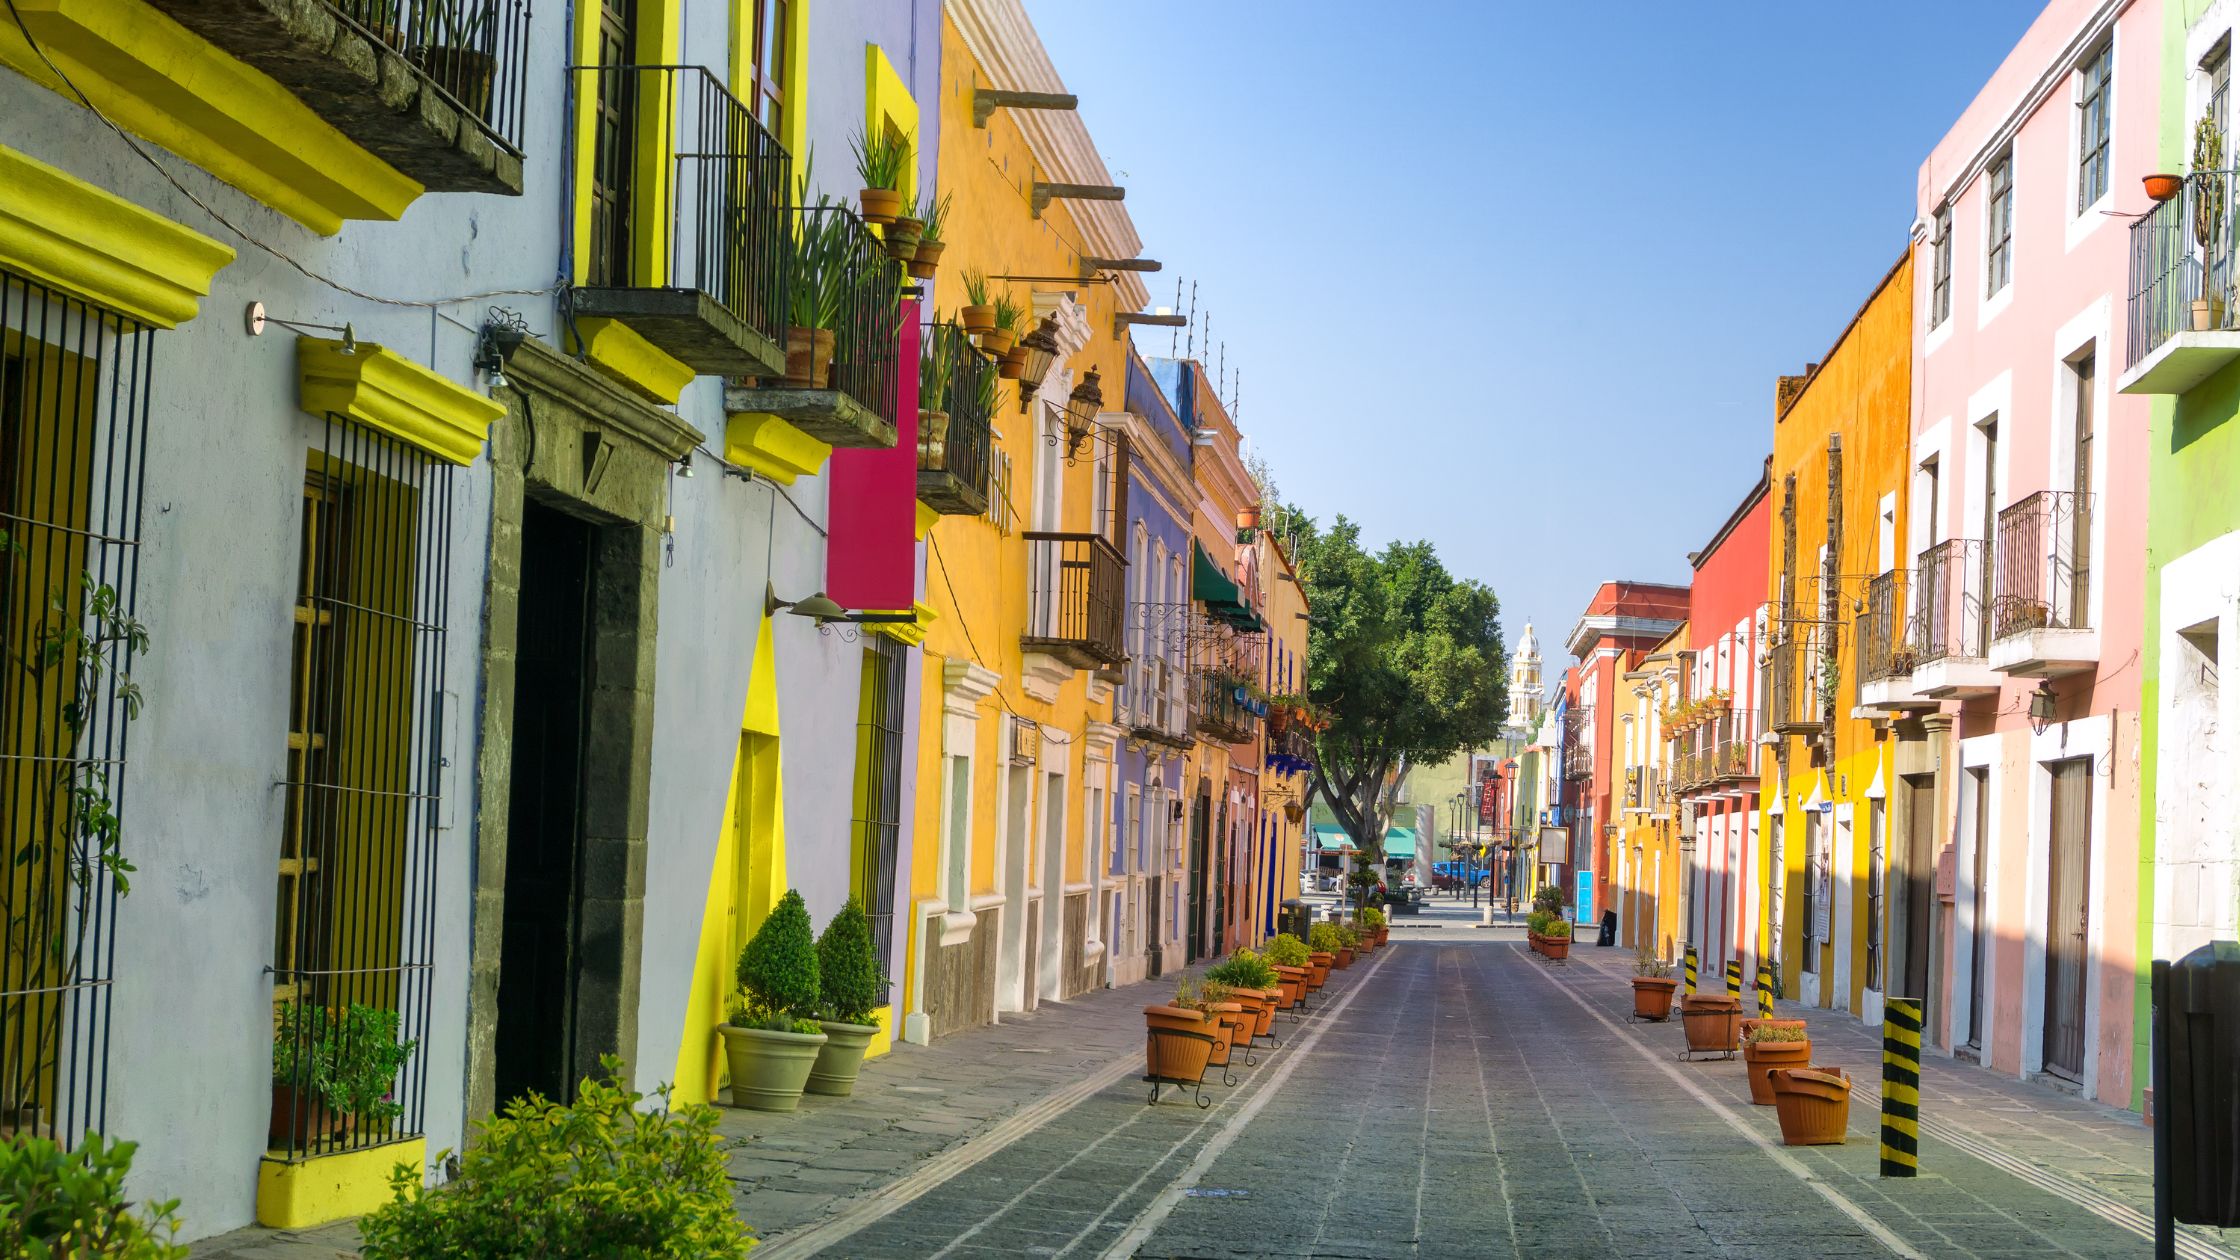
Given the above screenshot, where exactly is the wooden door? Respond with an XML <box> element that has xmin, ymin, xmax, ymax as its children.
<box><xmin>1902</xmin><ymin>776</ymin><xmax>1936</xmax><ymax>1010</ymax></box>
<box><xmin>1967</xmin><ymin>768</ymin><xmax>1990</xmax><ymax>1050</ymax></box>
<box><xmin>587</xmin><ymin>0</ymin><xmax>638</xmax><ymax>287</ymax></box>
<box><xmin>2043</xmin><ymin>759</ymin><xmax>2093</xmax><ymax>1080</ymax></box>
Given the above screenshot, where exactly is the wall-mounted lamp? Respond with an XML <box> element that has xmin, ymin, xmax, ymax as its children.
<box><xmin>1015</xmin><ymin>316</ymin><xmax>1061</xmax><ymax>411</ymax></box>
<box><xmin>2029</xmin><ymin>682</ymin><xmax>2058</xmax><ymax>735</ymax></box>
<box><xmin>475</xmin><ymin>308</ymin><xmax>531</xmax><ymax>388</ymax></box>
<box><xmin>1062</xmin><ymin>368</ymin><xmax>1103</xmax><ymax>461</ymax></box>
<box><xmin>766</xmin><ymin>585</ymin><xmax>917</xmax><ymax>628</ymax></box>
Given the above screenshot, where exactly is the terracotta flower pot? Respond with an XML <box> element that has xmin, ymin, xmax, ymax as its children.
<box><xmin>1228</xmin><ymin>988</ymin><xmax>1276</xmax><ymax>1037</ymax></box>
<box><xmin>1680</xmin><ymin>994</ymin><xmax>1742</xmax><ymax>1055</ymax></box>
<box><xmin>961</xmin><ymin>303</ymin><xmax>996</xmax><ymax>334</ymax></box>
<box><xmin>2145</xmin><ymin>172</ymin><xmax>2185</xmax><ymax>202</ymax></box>
<box><xmin>1744</xmin><ymin>1038</ymin><xmax>1813</xmax><ymax>1106</ymax></box>
<box><xmin>1272</xmin><ymin>965</ymin><xmax>1308</xmax><ymax>1007</ymax></box>
<box><xmin>720</xmin><ymin>1023</ymin><xmax>830</xmax><ymax>1112</ymax></box>
<box><xmin>1144</xmin><ymin>1005</ymin><xmax>1216</xmax><ymax>1083</ymax></box>
<box><xmin>859</xmin><ymin>187</ymin><xmax>901</xmax><ymax>224</ymax></box>
<box><xmin>998</xmin><ymin>346</ymin><xmax>1027</xmax><ymax>380</ymax></box>
<box><xmin>1377</xmin><ymin>926</ymin><xmax>1389</xmax><ymax>946</ymax></box>
<box><xmin>980</xmin><ymin>326</ymin><xmax>1017</xmax><ymax>356</ymax></box>
<box><xmin>883</xmin><ymin>216</ymin><xmax>923</xmax><ymax>259</ymax></box>
<box><xmin>914</xmin><ymin>239</ymin><xmax>947</xmax><ymax>270</ymax></box>
<box><xmin>269</xmin><ymin>1082</ymin><xmax>352</xmax><ymax>1148</ymax></box>
<box><xmin>1307</xmin><ymin>953</ymin><xmax>1332</xmax><ymax>988</ymax></box>
<box><xmin>782</xmin><ymin>326</ymin><xmax>835</xmax><ymax>389</ymax></box>
<box><xmin>1334</xmin><ymin>947</ymin><xmax>1353</xmax><ymax>969</ymax></box>
<box><xmin>917</xmin><ymin>409</ymin><xmax>951</xmax><ymax>470</ymax></box>
<box><xmin>1631</xmin><ymin>976</ymin><xmax>1678</xmax><ymax>1021</ymax></box>
<box><xmin>1206</xmin><ymin>1003</ymin><xmax>1247</xmax><ymax>1065</ymax></box>
<box><xmin>806</xmin><ymin>1019</ymin><xmax>880</xmax><ymax>1097</ymax></box>
<box><xmin>1771</xmin><ymin>1066</ymin><xmax>1852</xmax><ymax>1145</ymax></box>
<box><xmin>1542</xmin><ymin>935</ymin><xmax>1570</xmax><ymax>962</ymax></box>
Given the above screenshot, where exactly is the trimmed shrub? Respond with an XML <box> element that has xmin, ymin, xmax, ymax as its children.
<box><xmin>815</xmin><ymin>898</ymin><xmax>889</xmax><ymax>1025</ymax></box>
<box><xmin>358</xmin><ymin>1058</ymin><xmax>753</xmax><ymax>1259</ymax></box>
<box><xmin>737</xmin><ymin>889</ymin><xmax>819</xmax><ymax>1030</ymax></box>
<box><xmin>1357</xmin><ymin>905</ymin><xmax>1387</xmax><ymax>930</ymax></box>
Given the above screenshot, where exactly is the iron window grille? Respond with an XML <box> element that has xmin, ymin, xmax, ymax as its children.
<box><xmin>851</xmin><ymin>636</ymin><xmax>905</xmax><ymax>967</ymax></box>
<box><xmin>2076</xmin><ymin>44</ymin><xmax>2112</xmax><ymax>212</ymax></box>
<box><xmin>0</xmin><ymin>269</ymin><xmax>154</xmax><ymax>1144</ymax></box>
<box><xmin>330</xmin><ymin>0</ymin><xmax>533</xmax><ymax>155</ymax></box>
<box><xmin>1993</xmin><ymin>490</ymin><xmax>2093</xmax><ymax>639</ymax></box>
<box><xmin>1986</xmin><ymin>155</ymin><xmax>2014</xmax><ymax>296</ymax></box>
<box><xmin>269</xmin><ymin>412</ymin><xmax>454</xmax><ymax>1162</ymax></box>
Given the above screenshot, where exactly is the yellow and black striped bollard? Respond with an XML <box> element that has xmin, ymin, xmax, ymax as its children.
<box><xmin>1755</xmin><ymin>963</ymin><xmax>1775</xmax><ymax>1019</ymax></box>
<box><xmin>1880</xmin><ymin>998</ymin><xmax>1922</xmax><ymax>1178</ymax></box>
<box><xmin>1724</xmin><ymin>959</ymin><xmax>1743</xmax><ymax>998</ymax></box>
<box><xmin>1683</xmin><ymin>946</ymin><xmax>1698</xmax><ymax>994</ymax></box>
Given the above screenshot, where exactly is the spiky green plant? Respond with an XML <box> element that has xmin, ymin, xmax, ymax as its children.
<box><xmin>920</xmin><ymin>320</ymin><xmax>958</xmax><ymax>409</ymax></box>
<box><xmin>991</xmin><ymin>293</ymin><xmax>1023</xmax><ymax>332</ymax></box>
<box><xmin>851</xmin><ymin>124</ymin><xmax>909</xmax><ymax>192</ymax></box>
<box><xmin>962</xmin><ymin>267</ymin><xmax>991</xmax><ymax>307</ymax></box>
<box><xmin>916</xmin><ymin>190</ymin><xmax>951</xmax><ymax>244</ymax></box>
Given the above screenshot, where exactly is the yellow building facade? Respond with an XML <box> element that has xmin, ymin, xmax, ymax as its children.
<box><xmin>1616</xmin><ymin>627</ymin><xmax>1686</xmax><ymax>960</ymax></box>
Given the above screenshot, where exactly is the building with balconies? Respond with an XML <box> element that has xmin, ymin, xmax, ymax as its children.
<box><xmin>1908</xmin><ymin>0</ymin><xmax>2154</xmax><ymax>1109</ymax></box>
<box><xmin>1618</xmin><ymin>627</ymin><xmax>1686</xmax><ymax>961</ymax></box>
<box><xmin>1562</xmin><ymin>579</ymin><xmax>1688</xmax><ymax>926</ymax></box>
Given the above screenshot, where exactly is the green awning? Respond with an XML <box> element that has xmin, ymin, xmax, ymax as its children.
<box><xmin>1310</xmin><ymin>825</ymin><xmax>1355</xmax><ymax>853</ymax></box>
<box><xmin>1383</xmin><ymin>828</ymin><xmax>1418</xmax><ymax>861</ymax></box>
<box><xmin>1193</xmin><ymin>542</ymin><xmax>1264</xmax><ymax>631</ymax></box>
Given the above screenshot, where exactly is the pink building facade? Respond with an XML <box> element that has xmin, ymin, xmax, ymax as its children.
<box><xmin>1906</xmin><ymin>0</ymin><xmax>2159</xmax><ymax>1106</ymax></box>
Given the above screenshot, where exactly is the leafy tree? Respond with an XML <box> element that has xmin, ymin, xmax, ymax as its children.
<box><xmin>1273</xmin><ymin>508</ymin><xmax>1506</xmax><ymax>863</ymax></box>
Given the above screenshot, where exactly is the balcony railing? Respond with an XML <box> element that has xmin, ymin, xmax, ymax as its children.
<box><xmin>571</xmin><ymin>64</ymin><xmax>791</xmax><ymax>378</ymax></box>
<box><xmin>917</xmin><ymin>323</ymin><xmax>993</xmax><ymax>515</ymax></box>
<box><xmin>2127</xmin><ymin>163</ymin><xmax>2240</xmax><ymax>370</ymax></box>
<box><xmin>726</xmin><ymin>206</ymin><xmax>905</xmax><ymax>446</ymax></box>
<box><xmin>1857</xmin><ymin>569</ymin><xmax>1914</xmax><ymax>683</ymax></box>
<box><xmin>1993</xmin><ymin>491</ymin><xmax>2093</xmax><ymax>639</ymax></box>
<box><xmin>1023</xmin><ymin>532</ymin><xmax>1125</xmax><ymax>668</ymax></box>
<box><xmin>1192</xmin><ymin>671</ymin><xmax>1259</xmax><ymax>745</ymax></box>
<box><xmin>150</xmin><ymin>0</ymin><xmax>529</xmax><ymax>192</ymax></box>
<box><xmin>1561</xmin><ymin>706</ymin><xmax>1594</xmax><ymax>781</ymax></box>
<box><xmin>1914</xmin><ymin>538</ymin><xmax>1991</xmax><ymax>665</ymax></box>
<box><xmin>1130</xmin><ymin>656</ymin><xmax>1191</xmax><ymax>748</ymax></box>
<box><xmin>1761</xmin><ymin>636</ymin><xmax>1820</xmax><ymax>736</ymax></box>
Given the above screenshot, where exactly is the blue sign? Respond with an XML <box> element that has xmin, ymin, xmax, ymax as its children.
<box><xmin>1575</xmin><ymin>871</ymin><xmax>1595</xmax><ymax>927</ymax></box>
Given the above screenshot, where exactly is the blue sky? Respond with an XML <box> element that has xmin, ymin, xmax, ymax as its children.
<box><xmin>1024</xmin><ymin>1</ymin><xmax>2045</xmax><ymax>660</ymax></box>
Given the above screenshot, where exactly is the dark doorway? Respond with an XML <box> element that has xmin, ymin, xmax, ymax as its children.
<box><xmin>2044</xmin><ymin>758</ymin><xmax>2093</xmax><ymax>1081</ymax></box>
<box><xmin>1186</xmin><ymin>790</ymin><xmax>1209</xmax><ymax>963</ymax></box>
<box><xmin>1967</xmin><ymin>767</ymin><xmax>1991</xmax><ymax>1052</ymax></box>
<box><xmin>1900</xmin><ymin>775</ymin><xmax>1937</xmax><ymax>1015</ymax></box>
<box><xmin>1148</xmin><ymin>875</ymin><xmax>1163</xmax><ymax>976</ymax></box>
<box><xmin>494</xmin><ymin>499</ymin><xmax>597</xmax><ymax>1105</ymax></box>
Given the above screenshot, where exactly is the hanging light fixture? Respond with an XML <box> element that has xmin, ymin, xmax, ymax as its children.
<box><xmin>2029</xmin><ymin>681</ymin><xmax>2058</xmax><ymax>734</ymax></box>
<box><xmin>1014</xmin><ymin>315</ymin><xmax>1061</xmax><ymax>411</ymax></box>
<box><xmin>1062</xmin><ymin>367</ymin><xmax>1103</xmax><ymax>460</ymax></box>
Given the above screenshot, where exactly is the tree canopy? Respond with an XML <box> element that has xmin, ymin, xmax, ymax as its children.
<box><xmin>1272</xmin><ymin>506</ymin><xmax>1508</xmax><ymax>862</ymax></box>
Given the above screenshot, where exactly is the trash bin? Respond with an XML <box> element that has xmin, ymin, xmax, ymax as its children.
<box><xmin>2160</xmin><ymin>940</ymin><xmax>2240</xmax><ymax>1226</ymax></box>
<box><xmin>1598</xmin><ymin>909</ymin><xmax>1618</xmax><ymax>947</ymax></box>
<box><xmin>1278</xmin><ymin>901</ymin><xmax>1310</xmax><ymax>942</ymax></box>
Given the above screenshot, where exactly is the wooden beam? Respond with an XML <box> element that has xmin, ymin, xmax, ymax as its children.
<box><xmin>1031</xmin><ymin>182</ymin><xmax>1125</xmax><ymax>218</ymax></box>
<box><xmin>973</xmin><ymin>89</ymin><xmax>1079</xmax><ymax>128</ymax></box>
<box><xmin>1080</xmin><ymin>256</ymin><xmax>1162</xmax><ymax>278</ymax></box>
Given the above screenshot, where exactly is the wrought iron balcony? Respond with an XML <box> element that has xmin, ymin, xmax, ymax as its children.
<box><xmin>1129</xmin><ymin>656</ymin><xmax>1192</xmax><ymax>749</ymax></box>
<box><xmin>1910</xmin><ymin>538</ymin><xmax>1999</xmax><ymax>698</ymax></box>
<box><xmin>1023</xmin><ymin>532</ymin><xmax>1125</xmax><ymax>668</ymax></box>
<box><xmin>1856</xmin><ymin>569</ymin><xmax>1934</xmax><ymax>711</ymax></box>
<box><xmin>1560</xmin><ymin>705</ymin><xmax>1594</xmax><ymax>781</ymax></box>
<box><xmin>1990</xmin><ymin>491</ymin><xmax>2098</xmax><ymax>677</ymax></box>
<box><xmin>149</xmin><ymin>0</ymin><xmax>529</xmax><ymax>193</ymax></box>
<box><xmin>2123</xmin><ymin>162</ymin><xmax>2240</xmax><ymax>392</ymax></box>
<box><xmin>1760</xmin><ymin>635</ymin><xmax>1821</xmax><ymax>737</ymax></box>
<box><xmin>917</xmin><ymin>323</ymin><xmax>994</xmax><ymax>515</ymax></box>
<box><xmin>726</xmin><ymin>206</ymin><xmax>905</xmax><ymax>447</ymax></box>
<box><xmin>1192</xmin><ymin>670</ymin><xmax>1259</xmax><ymax>745</ymax></box>
<box><xmin>572</xmin><ymin>64</ymin><xmax>791</xmax><ymax>379</ymax></box>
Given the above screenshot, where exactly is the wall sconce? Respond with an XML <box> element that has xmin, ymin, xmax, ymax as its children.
<box><xmin>475</xmin><ymin>308</ymin><xmax>531</xmax><ymax>388</ymax></box>
<box><xmin>1014</xmin><ymin>316</ymin><xmax>1060</xmax><ymax>410</ymax></box>
<box><xmin>1062</xmin><ymin>368</ymin><xmax>1103</xmax><ymax>461</ymax></box>
<box><xmin>2029</xmin><ymin>682</ymin><xmax>2058</xmax><ymax>735</ymax></box>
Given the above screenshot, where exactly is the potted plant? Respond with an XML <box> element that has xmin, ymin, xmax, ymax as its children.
<box><xmin>1188</xmin><ymin>979</ymin><xmax>1248</xmax><ymax>1068</ymax></box>
<box><xmin>1770</xmin><ymin>1066</ymin><xmax>1853</xmax><ymax>1145</ymax></box>
<box><xmin>852</xmin><ymin>124</ymin><xmax>908</xmax><ymax>225</ymax></box>
<box><xmin>982</xmin><ymin>294</ymin><xmax>1023</xmax><ymax>357</ymax></box>
<box><xmin>805</xmin><ymin>898</ymin><xmax>888</xmax><ymax>1097</ymax></box>
<box><xmin>910</xmin><ymin>191</ymin><xmax>950</xmax><ymax>280</ymax></box>
<box><xmin>918</xmin><ymin>322</ymin><xmax>956</xmax><ymax>470</ymax></box>
<box><xmin>2146</xmin><ymin>172</ymin><xmax>2185</xmax><ymax>202</ymax></box>
<box><xmin>1144</xmin><ymin>982</ymin><xmax>1221</xmax><ymax>1093</ymax></box>
<box><xmin>1630</xmin><ymin>946</ymin><xmax>1678</xmax><ymax>1021</ymax></box>
<box><xmin>1265</xmin><ymin>932</ymin><xmax>1311</xmax><ymax>1007</ymax></box>
<box><xmin>1332</xmin><ymin>921</ymin><xmax>1358</xmax><ymax>968</ymax></box>
<box><xmin>960</xmin><ymin>269</ymin><xmax>995</xmax><ymax>335</ymax></box>
<box><xmin>882</xmin><ymin>201</ymin><xmax>924</xmax><ymax>261</ymax></box>
<box><xmin>719</xmin><ymin>890</ymin><xmax>828</xmax><ymax>1112</ymax></box>
<box><xmin>1306</xmin><ymin>922</ymin><xmax>1340</xmax><ymax>986</ymax></box>
<box><xmin>1742</xmin><ymin>1023</ymin><xmax>1813</xmax><ymax>1106</ymax></box>
<box><xmin>270</xmin><ymin>1002</ymin><xmax>417</xmax><ymax>1148</ymax></box>
<box><xmin>998</xmin><ymin>344</ymin><xmax>1029</xmax><ymax>381</ymax></box>
<box><xmin>1539</xmin><ymin>916</ymin><xmax>1571</xmax><ymax>962</ymax></box>
<box><xmin>1679</xmin><ymin>991</ymin><xmax>1743</xmax><ymax>1059</ymax></box>
<box><xmin>1358</xmin><ymin>904</ymin><xmax>1388</xmax><ymax>948</ymax></box>
<box><xmin>415</xmin><ymin>1</ymin><xmax>495</xmax><ymax>119</ymax></box>
<box><xmin>1206</xmin><ymin>950</ymin><xmax>1280</xmax><ymax>1039</ymax></box>
<box><xmin>2196</xmin><ymin>109</ymin><xmax>2227</xmax><ymax>332</ymax></box>
<box><xmin>781</xmin><ymin>200</ymin><xmax>844</xmax><ymax>388</ymax></box>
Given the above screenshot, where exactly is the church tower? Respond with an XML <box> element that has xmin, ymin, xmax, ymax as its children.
<box><xmin>1505</xmin><ymin>621</ymin><xmax>1543</xmax><ymax>735</ymax></box>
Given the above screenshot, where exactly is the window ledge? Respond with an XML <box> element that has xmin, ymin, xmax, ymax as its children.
<box><xmin>0</xmin><ymin>142</ymin><xmax>233</xmax><ymax>328</ymax></box>
<box><xmin>572</xmin><ymin>317</ymin><xmax>695</xmax><ymax>405</ymax></box>
<box><xmin>725</xmin><ymin>412</ymin><xmax>831</xmax><ymax>485</ymax></box>
<box><xmin>298</xmin><ymin>337</ymin><xmax>506</xmax><ymax>466</ymax></box>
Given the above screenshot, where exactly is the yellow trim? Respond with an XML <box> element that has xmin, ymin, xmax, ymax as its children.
<box><xmin>0</xmin><ymin>0</ymin><xmax>421</xmax><ymax>234</ymax></box>
<box><xmin>914</xmin><ymin>500</ymin><xmax>940</xmax><ymax>540</ymax></box>
<box><xmin>868</xmin><ymin>602</ymin><xmax>937</xmax><ymax>647</ymax></box>
<box><xmin>864</xmin><ymin>1004</ymin><xmax>894</xmax><ymax>1061</ymax></box>
<box><xmin>572</xmin><ymin>317</ymin><xmax>695</xmax><ymax>404</ymax></box>
<box><xmin>0</xmin><ymin>143</ymin><xmax>232</xmax><ymax>328</ymax></box>
<box><xmin>725</xmin><ymin>411</ymin><xmax>831</xmax><ymax>483</ymax></box>
<box><xmin>298</xmin><ymin>338</ymin><xmax>507</xmax><ymax>467</ymax></box>
<box><xmin>864</xmin><ymin>44</ymin><xmax>920</xmax><ymax>205</ymax></box>
<box><xmin>255</xmin><ymin>1139</ymin><xmax>425</xmax><ymax>1229</ymax></box>
<box><xmin>571</xmin><ymin>2</ymin><xmax>686</xmax><ymax>286</ymax></box>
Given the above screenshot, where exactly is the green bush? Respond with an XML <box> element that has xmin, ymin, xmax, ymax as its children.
<box><xmin>1526</xmin><ymin>910</ymin><xmax>1551</xmax><ymax>935</ymax></box>
<box><xmin>1531</xmin><ymin>884</ymin><xmax>1562</xmax><ymax>915</ymax></box>
<box><xmin>1206</xmin><ymin>948</ymin><xmax>1278</xmax><ymax>991</ymax></box>
<box><xmin>815</xmin><ymin>898</ymin><xmax>889</xmax><ymax>1026</ymax></box>
<box><xmin>1542</xmin><ymin>919</ymin><xmax>1572</xmax><ymax>940</ymax></box>
<box><xmin>736</xmin><ymin>889</ymin><xmax>819</xmax><ymax>1030</ymax></box>
<box><xmin>1307</xmin><ymin>922</ymin><xmax>1342</xmax><ymax>953</ymax></box>
<box><xmin>358</xmin><ymin>1058</ymin><xmax>753</xmax><ymax>1260</ymax></box>
<box><xmin>0</xmin><ymin>1133</ymin><xmax>185</xmax><ymax>1258</ymax></box>
<box><xmin>1357</xmin><ymin>905</ymin><xmax>1387</xmax><ymax>930</ymax></box>
<box><xmin>1264</xmin><ymin>933</ymin><xmax>1309</xmax><ymax>968</ymax></box>
<box><xmin>1746</xmin><ymin>1023</ymin><xmax>1809</xmax><ymax>1045</ymax></box>
<box><xmin>1334</xmin><ymin>921</ymin><xmax>1360</xmax><ymax>950</ymax></box>
<box><xmin>272</xmin><ymin>1002</ymin><xmax>417</xmax><ymax>1125</ymax></box>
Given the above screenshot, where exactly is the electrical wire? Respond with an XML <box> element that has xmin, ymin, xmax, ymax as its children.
<box><xmin>4</xmin><ymin>0</ymin><xmax>561</xmax><ymax>313</ymax></box>
<box><xmin>927</xmin><ymin>529</ymin><xmax>1037</xmax><ymax>727</ymax></box>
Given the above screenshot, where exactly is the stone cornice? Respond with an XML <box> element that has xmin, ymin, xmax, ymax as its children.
<box><xmin>297</xmin><ymin>337</ymin><xmax>506</xmax><ymax>466</ymax></box>
<box><xmin>950</xmin><ymin>0</ymin><xmax>1147</xmax><ymax>309</ymax></box>
<box><xmin>0</xmin><ymin>142</ymin><xmax>233</xmax><ymax>329</ymax></box>
<box><xmin>502</xmin><ymin>337</ymin><xmax>703</xmax><ymax>461</ymax></box>
<box><xmin>943</xmin><ymin>658</ymin><xmax>1002</xmax><ymax>706</ymax></box>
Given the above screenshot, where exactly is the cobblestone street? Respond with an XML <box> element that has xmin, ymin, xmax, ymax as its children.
<box><xmin>199</xmin><ymin>903</ymin><xmax>2240</xmax><ymax>1258</ymax></box>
